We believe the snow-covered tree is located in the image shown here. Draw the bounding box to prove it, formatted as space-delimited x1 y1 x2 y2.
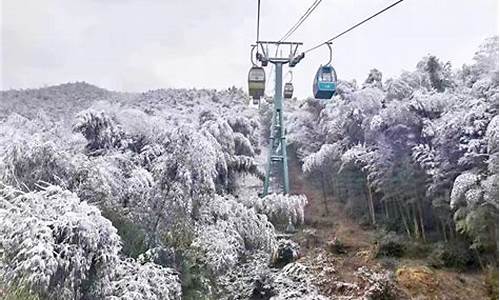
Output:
288 37 498 250
238 193 308 229
193 194 276 275
107 259 181 300
73 109 124 155
0 185 121 299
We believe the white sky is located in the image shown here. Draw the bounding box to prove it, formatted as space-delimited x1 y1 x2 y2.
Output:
1 0 498 98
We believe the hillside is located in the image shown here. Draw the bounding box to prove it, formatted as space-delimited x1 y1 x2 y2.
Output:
0 82 251 123
0 80 318 300
0 37 498 300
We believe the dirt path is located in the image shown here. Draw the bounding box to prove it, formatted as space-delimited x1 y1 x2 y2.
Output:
287 151 491 300
288 152 383 289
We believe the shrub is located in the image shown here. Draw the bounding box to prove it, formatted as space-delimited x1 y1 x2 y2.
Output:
0 184 182 300
0 136 75 191
428 241 477 270
72 109 124 154
0 185 121 300
177 249 215 300
102 208 148 258
403 241 431 259
327 237 348 255
375 232 405 258
271 239 300 267
0 284 41 300
486 267 499 300
239 193 308 230
107 259 182 300
193 194 277 275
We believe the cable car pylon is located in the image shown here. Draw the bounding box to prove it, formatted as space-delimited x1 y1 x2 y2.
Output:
252 41 304 197
249 0 406 197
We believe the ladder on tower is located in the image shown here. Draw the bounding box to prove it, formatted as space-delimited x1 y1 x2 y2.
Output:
255 41 304 197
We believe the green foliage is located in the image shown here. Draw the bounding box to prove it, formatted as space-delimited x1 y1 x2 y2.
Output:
455 205 499 252
0 285 42 300
381 211 405 233
102 208 147 258
486 267 499 300
163 221 196 251
327 237 348 255
336 167 369 217
403 241 431 259
178 250 216 300
428 241 477 270
375 232 406 258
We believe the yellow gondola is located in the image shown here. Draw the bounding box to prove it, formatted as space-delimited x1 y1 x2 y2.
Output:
248 66 266 100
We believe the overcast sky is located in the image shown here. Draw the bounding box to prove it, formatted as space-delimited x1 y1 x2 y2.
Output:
1 0 498 98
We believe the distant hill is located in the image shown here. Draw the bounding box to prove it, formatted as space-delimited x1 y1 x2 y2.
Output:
0 82 251 123
0 82 115 121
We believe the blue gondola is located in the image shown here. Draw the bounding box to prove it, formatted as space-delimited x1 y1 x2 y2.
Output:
312 42 337 100
313 65 337 99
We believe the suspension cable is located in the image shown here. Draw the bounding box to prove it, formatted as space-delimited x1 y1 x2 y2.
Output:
270 0 322 93
303 0 405 53
256 0 261 43
279 0 322 43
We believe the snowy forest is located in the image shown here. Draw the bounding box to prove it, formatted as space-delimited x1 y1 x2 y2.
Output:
0 37 498 299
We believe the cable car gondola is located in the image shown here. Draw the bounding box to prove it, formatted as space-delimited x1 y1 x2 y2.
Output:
248 46 266 102
312 43 337 100
284 83 294 99
313 65 337 99
284 71 294 99
248 66 266 100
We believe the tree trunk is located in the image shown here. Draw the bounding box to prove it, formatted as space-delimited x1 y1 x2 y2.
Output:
495 224 499 260
412 204 421 240
383 199 389 219
448 221 455 240
329 173 336 197
149 187 170 247
388 198 394 219
417 201 426 242
444 190 455 240
403 201 415 239
397 201 412 238
441 219 448 242
366 183 376 225
320 172 330 216
474 247 485 270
